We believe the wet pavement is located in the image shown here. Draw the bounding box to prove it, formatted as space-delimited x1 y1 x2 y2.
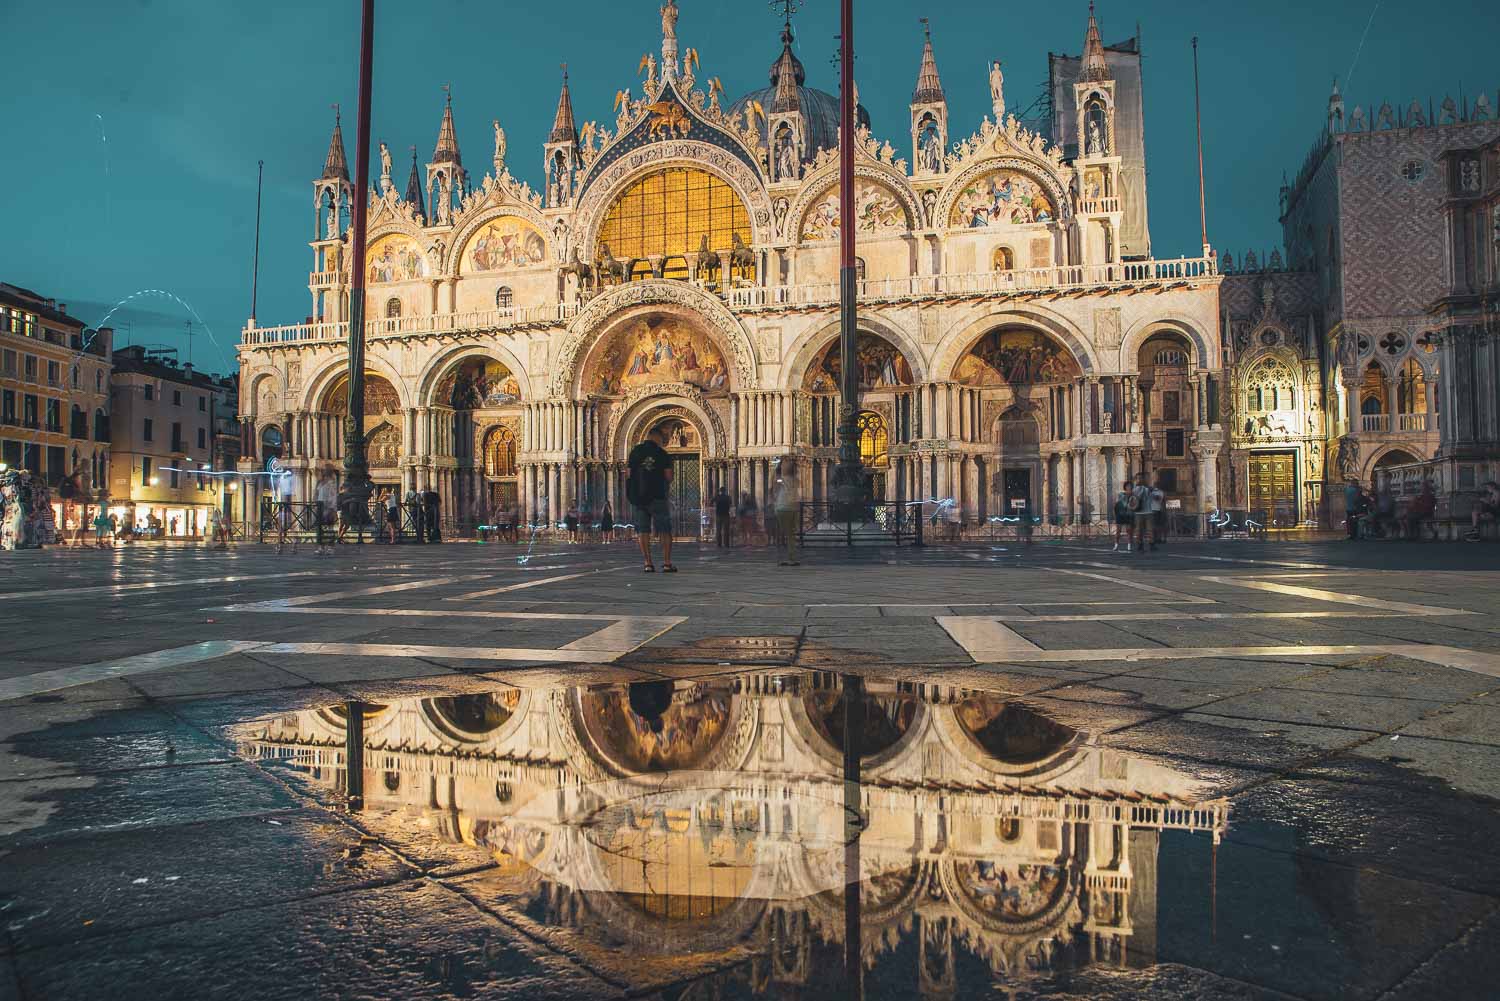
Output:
3 539 1500 998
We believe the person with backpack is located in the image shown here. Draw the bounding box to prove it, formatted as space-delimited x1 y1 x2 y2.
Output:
1113 480 1134 552
627 424 676 572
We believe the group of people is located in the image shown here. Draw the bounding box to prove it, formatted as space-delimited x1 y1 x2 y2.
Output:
276 469 444 553
1112 474 1169 553
1343 478 1499 542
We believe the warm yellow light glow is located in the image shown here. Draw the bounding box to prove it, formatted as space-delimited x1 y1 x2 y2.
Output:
149 477 159 486
597 167 750 267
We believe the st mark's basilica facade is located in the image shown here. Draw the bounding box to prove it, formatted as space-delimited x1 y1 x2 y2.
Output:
237 3 1224 533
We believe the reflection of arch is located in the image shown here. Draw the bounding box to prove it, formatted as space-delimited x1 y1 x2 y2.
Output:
422 691 526 744
569 684 756 778
415 343 531 407
929 698 1082 779
556 283 758 396
937 856 1079 936
788 687 924 769
935 307 1094 380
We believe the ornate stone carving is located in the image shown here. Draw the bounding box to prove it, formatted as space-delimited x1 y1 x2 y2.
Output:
757 325 781 363
553 280 758 396
604 381 728 459
529 339 550 375
1093 308 1122 350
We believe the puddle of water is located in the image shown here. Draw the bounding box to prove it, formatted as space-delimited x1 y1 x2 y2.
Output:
230 673 1231 996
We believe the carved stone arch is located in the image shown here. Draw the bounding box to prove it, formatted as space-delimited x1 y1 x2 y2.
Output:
444 200 554 275
606 386 728 462
574 144 773 257
1118 315 1217 373
780 314 928 392
300 352 411 414
554 280 759 396
784 160 919 242
414 342 533 407
245 369 283 419
933 305 1097 380
934 155 1071 233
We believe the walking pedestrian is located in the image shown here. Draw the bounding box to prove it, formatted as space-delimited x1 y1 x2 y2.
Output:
713 485 733 547
314 467 338 555
422 486 442 543
93 494 113 549
275 468 297 552
206 505 228 550
1113 481 1133 552
627 424 675 572
738 491 758 547
771 458 801 566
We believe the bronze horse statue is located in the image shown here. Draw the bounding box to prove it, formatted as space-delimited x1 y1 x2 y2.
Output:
694 234 721 282
729 232 755 278
558 247 594 290
596 243 628 285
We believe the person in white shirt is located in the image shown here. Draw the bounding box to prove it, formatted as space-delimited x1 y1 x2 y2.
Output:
771 457 802 566
274 469 297 552
313 468 339 555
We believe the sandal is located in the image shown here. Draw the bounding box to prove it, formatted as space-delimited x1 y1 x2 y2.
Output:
643 563 656 572
662 564 678 573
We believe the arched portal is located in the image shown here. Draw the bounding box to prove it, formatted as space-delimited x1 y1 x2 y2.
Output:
952 326 1081 521
1137 330 1195 504
634 411 705 539
426 355 523 524
319 373 403 490
801 332 916 503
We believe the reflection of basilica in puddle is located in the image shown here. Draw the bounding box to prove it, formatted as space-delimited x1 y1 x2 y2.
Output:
234 675 1227 995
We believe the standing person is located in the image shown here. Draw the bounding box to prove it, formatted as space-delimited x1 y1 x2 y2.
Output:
1344 480 1362 540
1130 477 1152 554
404 486 423 544
423 485 442 543
771 457 801 566
1113 481 1133 552
627 424 675 572
382 489 400 544
206 505 227 550
713 485 733 548
93 492 113 549
565 505 580 543
1150 473 1167 550
314 467 338 555
738 491 758 547
599 499 614 543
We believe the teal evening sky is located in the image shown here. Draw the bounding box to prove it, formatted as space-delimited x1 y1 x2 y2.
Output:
0 0 1495 374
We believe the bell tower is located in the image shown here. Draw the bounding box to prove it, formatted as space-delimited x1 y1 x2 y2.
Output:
426 87 467 226
311 106 352 322
543 67 579 208
1073 3 1122 266
909 19 948 178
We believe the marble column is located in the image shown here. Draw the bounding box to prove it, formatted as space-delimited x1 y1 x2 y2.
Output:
1062 451 1076 523
1198 445 1221 512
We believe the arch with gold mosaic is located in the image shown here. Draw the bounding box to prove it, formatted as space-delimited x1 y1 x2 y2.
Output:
784 161 918 246
935 157 1069 236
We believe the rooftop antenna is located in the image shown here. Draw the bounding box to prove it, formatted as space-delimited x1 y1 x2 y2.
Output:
250 159 263 325
1192 37 1210 256
184 319 195 369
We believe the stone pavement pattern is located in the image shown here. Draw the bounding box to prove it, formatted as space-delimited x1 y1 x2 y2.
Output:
4 538 1500 999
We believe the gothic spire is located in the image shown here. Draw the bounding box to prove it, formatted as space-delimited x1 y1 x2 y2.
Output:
322 106 350 182
550 66 578 144
1081 2 1111 82
912 19 944 105
432 88 462 165
770 23 802 113
404 145 425 217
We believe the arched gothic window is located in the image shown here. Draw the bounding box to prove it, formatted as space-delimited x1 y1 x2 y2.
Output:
857 410 889 469
855 257 867 281
596 167 752 281
384 297 401 319
495 286 513 309
1245 357 1296 413
485 426 517 477
992 247 1015 271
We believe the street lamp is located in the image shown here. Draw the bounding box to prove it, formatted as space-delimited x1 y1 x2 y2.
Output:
341 0 377 510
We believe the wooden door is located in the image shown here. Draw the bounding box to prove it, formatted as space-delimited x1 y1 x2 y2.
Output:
1247 451 1297 524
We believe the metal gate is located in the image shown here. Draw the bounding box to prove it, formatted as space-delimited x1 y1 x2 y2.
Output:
669 453 702 539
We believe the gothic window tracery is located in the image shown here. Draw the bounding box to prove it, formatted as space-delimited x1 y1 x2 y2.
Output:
1244 357 1296 413
858 410 889 468
484 425 518 477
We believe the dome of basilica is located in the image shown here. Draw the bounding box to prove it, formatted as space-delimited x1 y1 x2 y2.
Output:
725 25 870 165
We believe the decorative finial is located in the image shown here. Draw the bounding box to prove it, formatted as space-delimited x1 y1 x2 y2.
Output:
442 82 451 106
561 61 568 81
920 15 929 39
770 0 800 29
332 103 340 126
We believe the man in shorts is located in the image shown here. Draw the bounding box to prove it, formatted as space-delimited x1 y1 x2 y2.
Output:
627 424 676 572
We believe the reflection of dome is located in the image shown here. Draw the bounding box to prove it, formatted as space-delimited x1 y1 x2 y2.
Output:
426 692 520 740
954 697 1076 765
726 26 871 163
803 689 918 760
579 684 734 773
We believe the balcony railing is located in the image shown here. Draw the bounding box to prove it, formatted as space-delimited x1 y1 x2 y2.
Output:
1078 196 1122 215
1360 413 1435 433
241 302 578 347
247 256 1217 347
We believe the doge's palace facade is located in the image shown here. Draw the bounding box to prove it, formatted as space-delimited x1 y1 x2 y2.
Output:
237 4 1223 533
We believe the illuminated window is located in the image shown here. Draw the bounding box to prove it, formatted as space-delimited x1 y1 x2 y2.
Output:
485 425 517 477
596 168 752 280
857 410 889 469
